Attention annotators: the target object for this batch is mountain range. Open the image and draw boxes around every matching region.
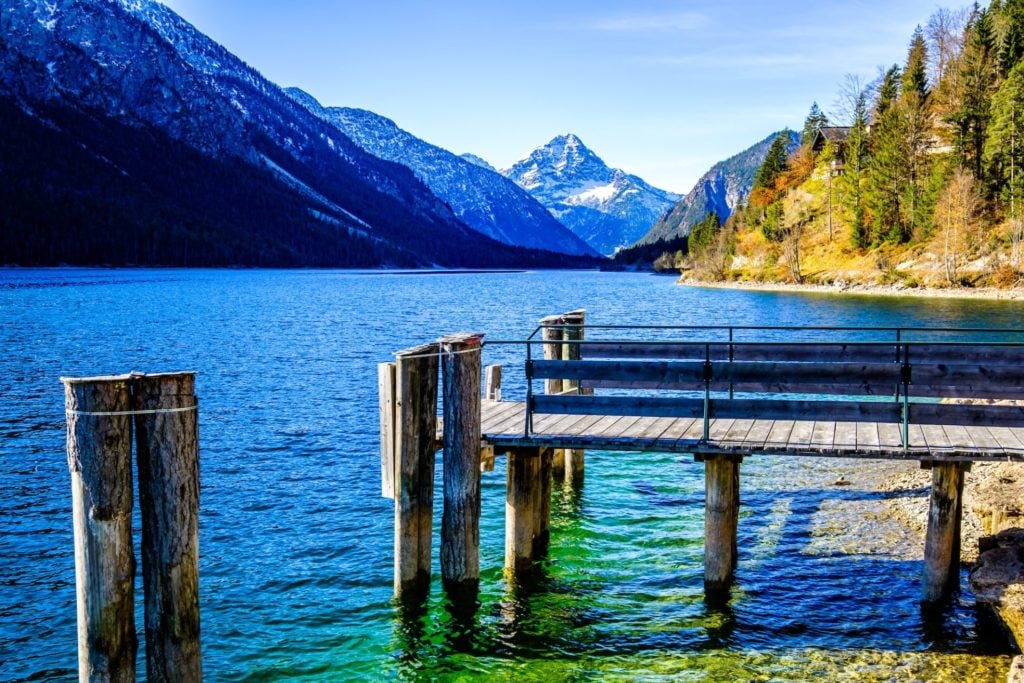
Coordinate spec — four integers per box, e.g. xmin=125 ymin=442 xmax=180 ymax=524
xmin=636 ymin=131 xmax=799 ymax=245
xmin=285 ymin=88 xmax=597 ymax=257
xmin=501 ymin=134 xmax=681 ymax=255
xmin=0 ymin=0 xmax=597 ymax=267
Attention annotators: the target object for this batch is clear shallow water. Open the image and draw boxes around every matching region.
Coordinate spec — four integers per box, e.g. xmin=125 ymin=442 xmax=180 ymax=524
xmin=0 ymin=268 xmax=1020 ymax=681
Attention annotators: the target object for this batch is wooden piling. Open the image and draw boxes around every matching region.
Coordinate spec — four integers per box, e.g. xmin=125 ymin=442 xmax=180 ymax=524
xmin=505 ymin=448 xmax=542 ymax=574
xmin=394 ymin=343 xmax=439 ymax=598
xmin=62 ymin=375 xmax=137 ymax=683
xmin=440 ymin=333 xmax=484 ymax=592
xmin=562 ymin=310 xmax=586 ymax=485
xmin=540 ymin=316 xmax=567 ymax=480
xmin=379 ymin=363 xmax=397 ymax=499
xmin=536 ymin=447 xmax=554 ymax=557
xmin=705 ymin=454 xmax=740 ymax=595
xmin=923 ymin=462 xmax=965 ymax=603
xmin=484 ymin=364 xmax=502 ymax=401
xmin=134 ymin=372 xmax=202 ymax=683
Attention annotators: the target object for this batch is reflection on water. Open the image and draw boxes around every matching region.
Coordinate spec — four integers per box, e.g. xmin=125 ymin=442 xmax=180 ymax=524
xmin=0 ymin=269 xmax=1020 ymax=681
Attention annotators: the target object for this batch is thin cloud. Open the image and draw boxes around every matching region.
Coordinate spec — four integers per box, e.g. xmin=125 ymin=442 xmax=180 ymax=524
xmin=590 ymin=11 xmax=710 ymax=32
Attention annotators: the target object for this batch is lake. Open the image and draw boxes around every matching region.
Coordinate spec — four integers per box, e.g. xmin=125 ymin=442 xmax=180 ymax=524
xmin=2 ymin=268 xmax=1022 ymax=681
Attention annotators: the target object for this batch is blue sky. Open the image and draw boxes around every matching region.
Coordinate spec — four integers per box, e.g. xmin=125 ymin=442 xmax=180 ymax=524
xmin=160 ymin=0 xmax=950 ymax=194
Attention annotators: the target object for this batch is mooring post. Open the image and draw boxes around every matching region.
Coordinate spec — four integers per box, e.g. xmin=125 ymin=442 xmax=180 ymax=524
xmin=922 ymin=461 xmax=966 ymax=603
xmin=440 ymin=333 xmax=484 ymax=594
xmin=62 ymin=375 xmax=137 ymax=683
xmin=484 ymin=364 xmax=502 ymax=401
xmin=505 ymin=447 xmax=543 ymax=575
xmin=562 ymin=309 xmax=586 ymax=485
xmin=394 ymin=343 xmax=439 ymax=599
xmin=540 ymin=316 xmax=566 ymax=480
xmin=379 ymin=362 xmax=397 ymax=499
xmin=705 ymin=454 xmax=741 ymax=595
xmin=134 ymin=372 xmax=201 ymax=683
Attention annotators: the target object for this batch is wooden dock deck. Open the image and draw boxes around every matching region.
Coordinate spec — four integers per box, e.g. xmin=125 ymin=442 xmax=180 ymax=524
xmin=383 ymin=314 xmax=1024 ymax=608
xmin=478 ymin=400 xmax=1024 ymax=461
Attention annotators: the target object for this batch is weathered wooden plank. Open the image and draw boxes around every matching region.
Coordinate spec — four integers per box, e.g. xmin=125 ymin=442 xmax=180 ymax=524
xmin=601 ymin=415 xmax=643 ymax=439
xmin=910 ymin=402 xmax=1024 ymax=427
xmin=481 ymin=401 xmax=521 ymax=431
xmin=636 ymin=416 xmax=678 ymax=443
xmin=763 ymin=420 xmax=795 ymax=449
xmin=582 ymin=342 xmax=898 ymax=363
xmin=964 ymin=426 xmax=1004 ymax=455
xmin=720 ymin=419 xmax=755 ymax=447
xmin=810 ymin=421 xmax=837 ymax=452
xmin=559 ymin=413 xmax=606 ymax=436
xmin=440 ymin=333 xmax=484 ymax=592
xmin=855 ymin=421 xmax=880 ymax=452
xmin=711 ymin=398 xmax=901 ymax=423
xmin=834 ymin=421 xmax=857 ymax=449
xmin=533 ymin=359 xmax=705 ymax=383
xmin=786 ymin=421 xmax=816 ymax=449
xmin=907 ymin=424 xmax=927 ymax=451
xmin=707 ymin=418 xmax=736 ymax=443
xmin=134 ymin=372 xmax=202 ymax=683
xmin=921 ymin=424 xmax=952 ymax=451
xmin=379 ymin=363 xmax=397 ymax=499
xmin=62 ymin=375 xmax=137 ymax=683
xmin=942 ymin=424 xmax=976 ymax=452
xmin=989 ymin=426 xmax=1024 ymax=453
xmin=908 ymin=344 xmax=1024 ymax=366
xmin=661 ymin=417 xmax=699 ymax=442
xmin=533 ymin=394 xmax=705 ymax=418
xmin=878 ymin=422 xmax=904 ymax=450
xmin=740 ymin=419 xmax=773 ymax=450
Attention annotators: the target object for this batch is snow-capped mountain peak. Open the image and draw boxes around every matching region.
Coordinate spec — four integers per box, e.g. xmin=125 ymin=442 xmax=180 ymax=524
xmin=501 ymin=134 xmax=681 ymax=254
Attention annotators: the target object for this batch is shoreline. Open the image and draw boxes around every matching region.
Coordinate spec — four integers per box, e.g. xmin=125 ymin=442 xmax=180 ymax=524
xmin=679 ymin=278 xmax=1024 ymax=301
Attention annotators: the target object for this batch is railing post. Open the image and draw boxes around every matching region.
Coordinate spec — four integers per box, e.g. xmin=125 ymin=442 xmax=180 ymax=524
xmin=394 ymin=343 xmax=439 ymax=599
xmin=440 ymin=333 xmax=484 ymax=596
xmin=62 ymin=375 xmax=137 ymax=683
xmin=484 ymin=364 xmax=502 ymax=401
xmin=134 ymin=372 xmax=201 ymax=683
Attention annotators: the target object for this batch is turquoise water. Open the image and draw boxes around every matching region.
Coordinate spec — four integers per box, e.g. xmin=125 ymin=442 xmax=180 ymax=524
xmin=1 ymin=269 xmax=1021 ymax=681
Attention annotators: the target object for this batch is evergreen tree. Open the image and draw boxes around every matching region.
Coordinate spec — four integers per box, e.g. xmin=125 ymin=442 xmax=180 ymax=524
xmin=953 ymin=7 xmax=998 ymax=178
xmin=999 ymin=0 xmax=1024 ymax=75
xmin=903 ymin=27 xmax=930 ymax=101
xmin=688 ymin=212 xmax=721 ymax=254
xmin=875 ymin=64 xmax=903 ymax=119
xmin=839 ymin=89 xmax=871 ymax=248
xmin=984 ymin=60 xmax=1024 ymax=205
xmin=800 ymin=103 xmax=828 ymax=145
xmin=754 ymin=131 xmax=791 ymax=190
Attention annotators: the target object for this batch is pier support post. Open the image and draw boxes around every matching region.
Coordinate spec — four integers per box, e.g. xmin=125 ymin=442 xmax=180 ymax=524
xmin=562 ymin=310 xmax=586 ymax=485
xmin=134 ymin=372 xmax=201 ymax=683
xmin=923 ymin=461 xmax=967 ymax=603
xmin=536 ymin=447 xmax=554 ymax=557
xmin=440 ymin=333 xmax=484 ymax=594
xmin=505 ymin=448 xmax=543 ymax=575
xmin=541 ymin=316 xmax=567 ymax=481
xmin=63 ymin=375 xmax=137 ymax=683
xmin=394 ymin=343 xmax=439 ymax=599
xmin=705 ymin=454 xmax=741 ymax=596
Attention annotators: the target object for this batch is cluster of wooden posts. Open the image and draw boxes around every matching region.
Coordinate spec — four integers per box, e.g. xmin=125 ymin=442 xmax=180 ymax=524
xmin=378 ymin=312 xmax=590 ymax=600
xmin=62 ymin=372 xmax=200 ymax=682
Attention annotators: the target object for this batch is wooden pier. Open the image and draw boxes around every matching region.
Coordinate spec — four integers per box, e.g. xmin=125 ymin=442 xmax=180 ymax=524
xmin=380 ymin=313 xmax=1024 ymax=607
